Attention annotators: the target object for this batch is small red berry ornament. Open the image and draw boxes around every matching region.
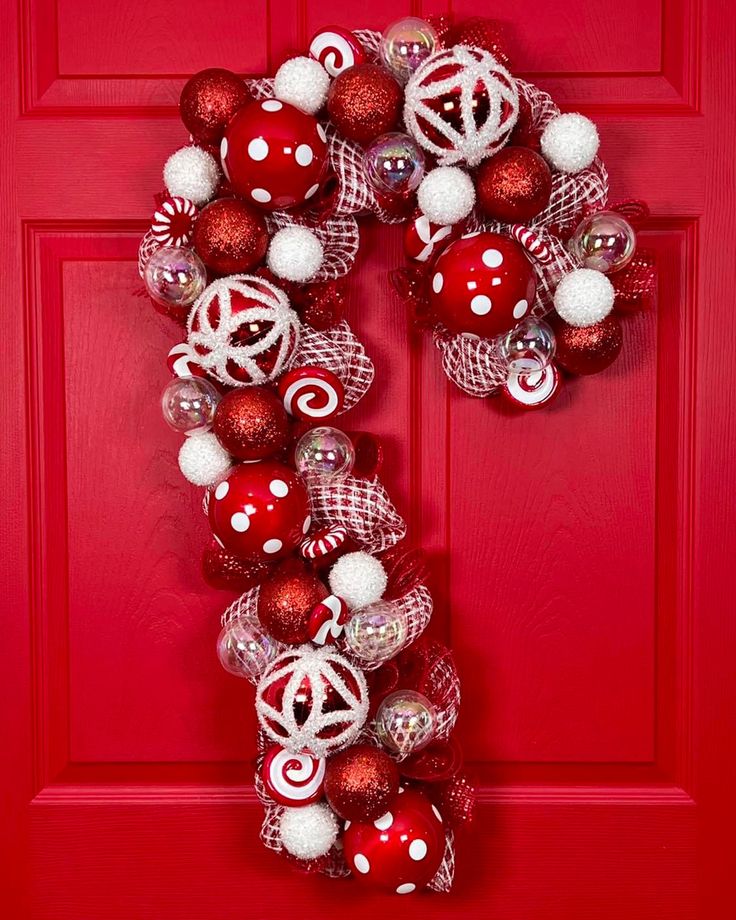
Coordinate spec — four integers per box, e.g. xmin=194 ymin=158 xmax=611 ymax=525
xmin=476 ymin=147 xmax=552 ymax=223
xmin=429 ymin=232 xmax=537 ymax=338
xmin=193 ymin=198 xmax=269 ymax=274
xmin=213 ymin=387 xmax=289 ymax=460
xmin=208 ymin=460 xmax=311 ymax=562
xmin=221 ymin=99 xmax=328 ymax=210
xmin=324 ymin=744 xmax=400 ymax=822
xmin=257 ymin=567 xmax=329 ymax=644
xmin=327 ymin=64 xmax=402 ymax=145
xmin=343 ymin=788 xmax=445 ymax=894
xmin=180 ymin=68 xmax=250 ymax=143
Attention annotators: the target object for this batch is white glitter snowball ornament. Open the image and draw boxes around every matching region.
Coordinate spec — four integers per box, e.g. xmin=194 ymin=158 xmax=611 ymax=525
xmin=279 ymin=803 xmax=339 ymax=860
xmin=178 ymin=432 xmax=232 ymax=486
xmin=267 ymin=226 xmax=324 ymax=282
xmin=163 ymin=146 xmax=220 ymax=206
xmin=274 ymin=56 xmax=331 ymax=116
xmin=187 ymin=275 xmax=300 ymax=387
xmin=541 ymin=113 xmax=600 ymax=175
xmin=404 ymin=45 xmax=519 ymax=167
xmin=554 ymin=268 xmax=615 ymax=327
xmin=328 ymin=551 xmax=388 ymax=609
xmin=417 ymin=166 xmax=475 ymax=226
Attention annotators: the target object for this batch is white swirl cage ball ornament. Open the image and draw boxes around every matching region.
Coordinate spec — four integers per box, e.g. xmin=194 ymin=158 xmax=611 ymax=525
xmin=403 ymin=45 xmax=519 ymax=167
xmin=187 ymin=274 xmax=300 ymax=387
xmin=256 ymin=645 xmax=369 ymax=758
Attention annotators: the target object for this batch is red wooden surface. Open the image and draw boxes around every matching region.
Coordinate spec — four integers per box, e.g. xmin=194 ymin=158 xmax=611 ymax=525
xmin=2 ymin=1 xmax=735 ymax=917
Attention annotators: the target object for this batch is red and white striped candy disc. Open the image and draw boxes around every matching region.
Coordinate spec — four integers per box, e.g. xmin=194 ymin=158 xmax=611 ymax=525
xmin=510 ymin=224 xmax=553 ymax=265
xmin=404 ymin=214 xmax=457 ymax=264
xmin=261 ymin=745 xmax=326 ymax=806
xmin=167 ymin=342 xmax=207 ymax=378
xmin=307 ymin=594 xmax=348 ymax=645
xmin=278 ymin=365 xmax=344 ymax=420
xmin=502 ymin=361 xmax=561 ymax=410
xmin=151 ymin=197 xmax=200 ymax=248
xmin=309 ymin=26 xmax=365 ymax=77
xmin=300 ymin=525 xmax=347 ymax=560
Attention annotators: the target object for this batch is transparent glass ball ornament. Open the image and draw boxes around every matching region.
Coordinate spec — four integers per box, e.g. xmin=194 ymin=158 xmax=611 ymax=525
xmin=375 ymin=689 xmax=437 ymax=755
xmin=570 ymin=211 xmax=637 ymax=274
xmin=216 ymin=618 xmax=278 ymax=681
xmin=294 ymin=426 xmax=355 ymax=482
xmin=363 ymin=132 xmax=426 ymax=196
xmin=344 ymin=601 xmax=408 ymax=665
xmin=498 ymin=317 xmax=557 ymax=375
xmin=380 ymin=16 xmax=438 ymax=84
xmin=161 ymin=375 xmax=221 ymax=435
xmin=144 ymin=245 xmax=207 ymax=307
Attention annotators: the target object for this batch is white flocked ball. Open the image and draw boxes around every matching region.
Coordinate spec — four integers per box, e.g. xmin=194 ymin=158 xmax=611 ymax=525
xmin=554 ymin=268 xmax=615 ymax=327
xmin=328 ymin=551 xmax=388 ymax=610
xmin=163 ymin=146 xmax=220 ymax=206
xmin=540 ymin=113 xmax=600 ymax=175
xmin=417 ymin=166 xmax=476 ymax=226
xmin=279 ymin=803 xmax=339 ymax=860
xmin=274 ymin=56 xmax=330 ymax=116
xmin=267 ymin=226 xmax=324 ymax=283
xmin=178 ymin=432 xmax=232 ymax=486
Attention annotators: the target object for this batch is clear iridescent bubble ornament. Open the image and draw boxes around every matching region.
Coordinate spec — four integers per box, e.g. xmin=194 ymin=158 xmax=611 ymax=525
xmin=143 ymin=245 xmax=207 ymax=307
xmin=294 ymin=426 xmax=355 ymax=482
xmin=380 ymin=16 xmax=438 ymax=84
xmin=161 ymin=375 xmax=221 ymax=435
xmin=344 ymin=601 xmax=408 ymax=665
xmin=375 ymin=689 xmax=437 ymax=755
xmin=498 ymin=317 xmax=556 ymax=375
xmin=217 ymin=618 xmax=278 ymax=682
xmin=363 ymin=132 xmax=426 ymax=196
xmin=570 ymin=211 xmax=637 ymax=274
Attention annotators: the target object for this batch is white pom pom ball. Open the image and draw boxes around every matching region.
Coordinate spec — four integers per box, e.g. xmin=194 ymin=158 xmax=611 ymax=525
xmin=417 ymin=166 xmax=476 ymax=226
xmin=554 ymin=268 xmax=615 ymax=327
xmin=178 ymin=432 xmax=232 ymax=486
xmin=163 ymin=146 xmax=220 ymax=206
xmin=328 ymin=551 xmax=388 ymax=609
xmin=274 ymin=57 xmax=330 ymax=116
xmin=267 ymin=226 xmax=324 ymax=282
xmin=279 ymin=803 xmax=339 ymax=860
xmin=541 ymin=113 xmax=600 ymax=175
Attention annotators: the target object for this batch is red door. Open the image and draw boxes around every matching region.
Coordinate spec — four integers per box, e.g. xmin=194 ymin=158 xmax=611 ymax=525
xmin=3 ymin=1 xmax=735 ymax=917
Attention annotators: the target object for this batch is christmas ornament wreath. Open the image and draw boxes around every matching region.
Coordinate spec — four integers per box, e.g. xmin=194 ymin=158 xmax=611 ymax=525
xmin=141 ymin=15 xmax=657 ymax=894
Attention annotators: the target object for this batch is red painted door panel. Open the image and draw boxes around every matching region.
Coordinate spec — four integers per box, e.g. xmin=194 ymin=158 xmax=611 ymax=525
xmin=2 ymin=1 xmax=735 ymax=918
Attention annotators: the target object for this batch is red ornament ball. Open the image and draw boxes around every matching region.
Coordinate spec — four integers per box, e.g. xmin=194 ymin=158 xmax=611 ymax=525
xmin=477 ymin=147 xmax=552 ymax=223
xmin=202 ymin=540 xmax=273 ymax=592
xmin=324 ymin=744 xmax=399 ymax=822
xmin=343 ymin=788 xmax=445 ymax=894
xmin=447 ymin=17 xmax=511 ymax=67
xmin=208 ymin=460 xmax=311 ymax=562
xmin=193 ymin=198 xmax=268 ymax=274
xmin=429 ymin=232 xmax=537 ymax=338
xmin=221 ymin=99 xmax=328 ymax=210
xmin=327 ymin=64 xmax=402 ymax=145
xmin=180 ymin=68 xmax=251 ymax=144
xmin=553 ymin=315 xmax=623 ymax=375
xmin=403 ymin=213 xmax=459 ymax=265
xmin=296 ymin=280 xmax=347 ymax=330
xmin=213 ymin=387 xmax=288 ymax=460
xmin=257 ymin=568 xmax=329 ymax=644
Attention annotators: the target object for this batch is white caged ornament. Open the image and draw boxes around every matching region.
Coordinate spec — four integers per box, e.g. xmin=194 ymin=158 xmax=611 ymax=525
xmin=187 ymin=275 xmax=300 ymax=387
xmin=256 ymin=645 xmax=369 ymax=758
xmin=404 ymin=45 xmax=519 ymax=167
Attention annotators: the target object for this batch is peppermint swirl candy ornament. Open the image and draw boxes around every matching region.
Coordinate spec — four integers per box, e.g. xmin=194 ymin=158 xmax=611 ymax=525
xmin=301 ymin=525 xmax=348 ymax=560
xmin=510 ymin=224 xmax=553 ymax=265
xmin=261 ymin=745 xmax=326 ymax=806
xmin=166 ymin=342 xmax=206 ymax=378
xmin=151 ymin=196 xmax=199 ymax=247
xmin=502 ymin=361 xmax=561 ymax=410
xmin=278 ymin=365 xmax=344 ymax=420
xmin=309 ymin=26 xmax=366 ymax=77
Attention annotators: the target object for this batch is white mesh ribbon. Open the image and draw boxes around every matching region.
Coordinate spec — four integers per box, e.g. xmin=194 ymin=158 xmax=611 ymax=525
xmin=428 ymin=831 xmax=456 ymax=893
xmin=308 ymin=475 xmax=407 ymax=553
xmin=434 ymin=329 xmax=508 ymax=397
xmin=292 ymin=320 xmax=375 ymax=413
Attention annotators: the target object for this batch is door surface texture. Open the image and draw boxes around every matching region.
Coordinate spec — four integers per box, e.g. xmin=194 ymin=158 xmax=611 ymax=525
xmin=2 ymin=1 xmax=734 ymax=918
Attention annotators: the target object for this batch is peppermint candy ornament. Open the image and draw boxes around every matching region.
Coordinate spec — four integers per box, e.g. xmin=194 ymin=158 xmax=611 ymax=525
xmin=301 ymin=525 xmax=348 ymax=561
xmin=187 ymin=275 xmax=299 ymax=386
xmin=404 ymin=45 xmax=519 ymax=167
xmin=308 ymin=595 xmax=348 ymax=646
xmin=166 ymin=342 xmax=206 ymax=378
xmin=150 ymin=196 xmax=199 ymax=247
xmin=510 ymin=224 xmax=553 ymax=265
xmin=404 ymin=214 xmax=458 ymax=264
xmin=309 ymin=26 xmax=366 ymax=77
xmin=501 ymin=361 xmax=561 ymax=410
xmin=261 ymin=745 xmax=326 ymax=806
xmin=278 ymin=365 xmax=344 ymax=420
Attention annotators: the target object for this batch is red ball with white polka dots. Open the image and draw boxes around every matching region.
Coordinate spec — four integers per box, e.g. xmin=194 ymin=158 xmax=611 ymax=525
xmin=221 ymin=99 xmax=328 ymax=211
xmin=343 ymin=788 xmax=445 ymax=895
xmin=429 ymin=232 xmax=537 ymax=339
xmin=208 ymin=460 xmax=311 ymax=562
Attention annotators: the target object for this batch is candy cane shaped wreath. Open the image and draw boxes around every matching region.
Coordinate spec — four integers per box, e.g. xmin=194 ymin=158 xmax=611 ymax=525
xmin=141 ymin=15 xmax=657 ymax=896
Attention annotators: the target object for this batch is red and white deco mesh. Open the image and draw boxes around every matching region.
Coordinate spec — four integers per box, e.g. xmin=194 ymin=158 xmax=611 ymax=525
xmin=292 ymin=321 xmax=375 ymax=413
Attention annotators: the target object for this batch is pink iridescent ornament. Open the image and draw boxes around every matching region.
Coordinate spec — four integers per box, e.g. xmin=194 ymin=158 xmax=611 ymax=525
xmin=363 ymin=132 xmax=425 ymax=196
xmin=380 ymin=17 xmax=438 ymax=84
xmin=570 ymin=211 xmax=637 ymax=274
xmin=375 ymin=689 xmax=437 ymax=755
xmin=144 ymin=246 xmax=207 ymax=308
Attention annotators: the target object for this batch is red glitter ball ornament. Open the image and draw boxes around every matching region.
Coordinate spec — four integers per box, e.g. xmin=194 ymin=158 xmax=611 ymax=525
xmin=296 ymin=280 xmax=347 ymax=330
xmin=202 ymin=541 xmax=273 ymax=591
xmin=257 ymin=567 xmax=329 ymax=644
xmin=213 ymin=387 xmax=289 ymax=460
xmin=447 ymin=17 xmax=511 ymax=67
xmin=193 ymin=198 xmax=268 ymax=275
xmin=180 ymin=68 xmax=251 ymax=144
xmin=327 ymin=64 xmax=402 ymax=145
xmin=553 ymin=314 xmax=623 ymax=375
xmin=324 ymin=744 xmax=400 ymax=822
xmin=477 ymin=147 xmax=552 ymax=223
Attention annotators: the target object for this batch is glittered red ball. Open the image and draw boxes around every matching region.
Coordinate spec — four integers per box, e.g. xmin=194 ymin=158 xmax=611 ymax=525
xmin=297 ymin=280 xmax=347 ymax=330
xmin=202 ymin=540 xmax=273 ymax=591
xmin=447 ymin=17 xmax=511 ymax=67
xmin=213 ymin=387 xmax=289 ymax=460
xmin=327 ymin=64 xmax=402 ymax=145
xmin=477 ymin=147 xmax=552 ymax=223
xmin=192 ymin=198 xmax=268 ymax=275
xmin=257 ymin=568 xmax=329 ymax=644
xmin=180 ymin=68 xmax=251 ymax=144
xmin=553 ymin=315 xmax=623 ymax=375
xmin=324 ymin=744 xmax=399 ymax=822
